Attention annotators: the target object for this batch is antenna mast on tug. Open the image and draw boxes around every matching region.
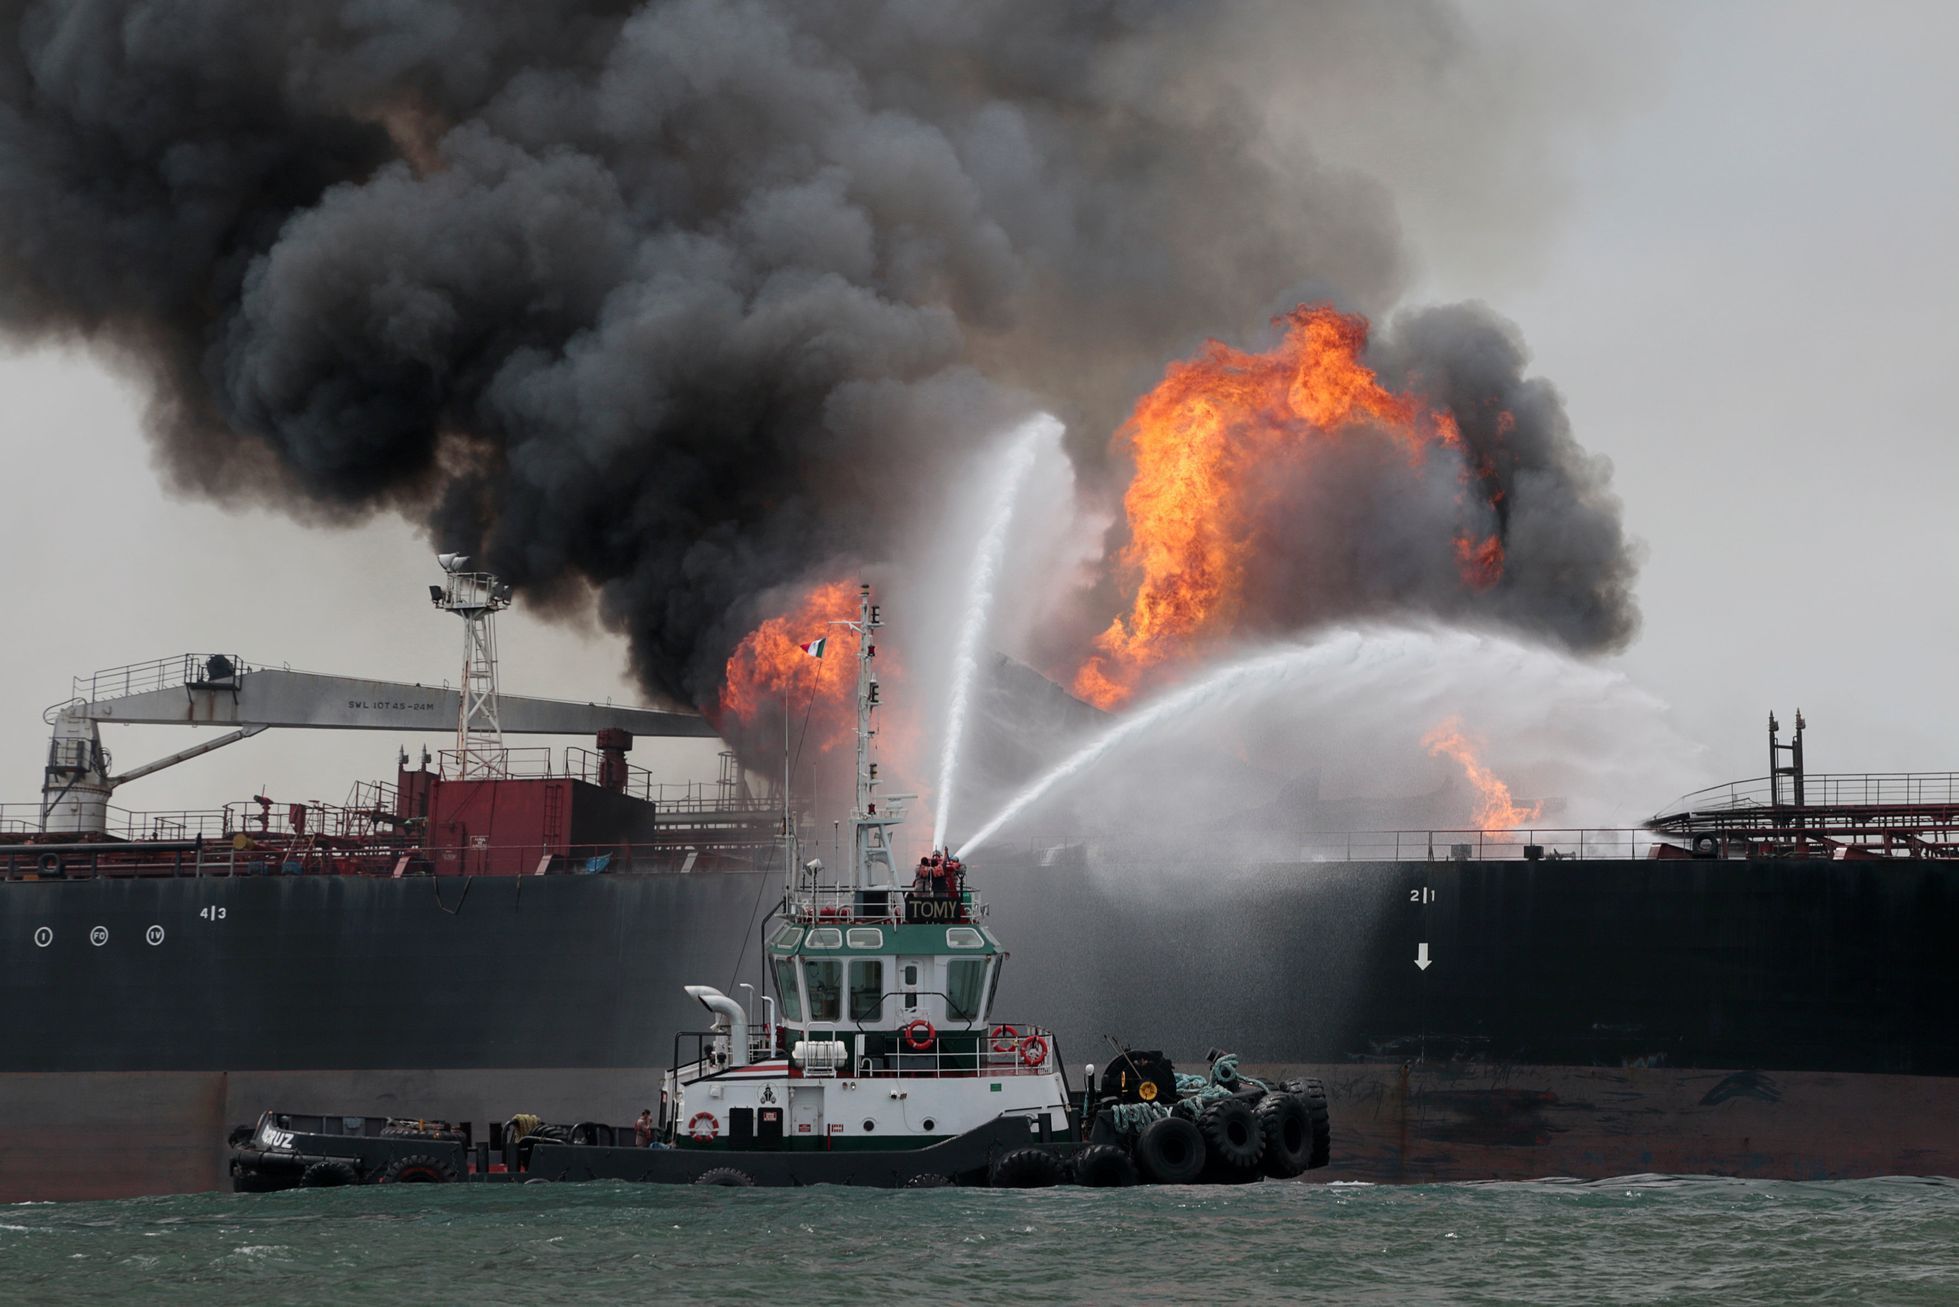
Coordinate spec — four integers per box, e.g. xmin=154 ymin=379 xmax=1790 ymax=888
xmin=845 ymin=584 xmax=906 ymax=892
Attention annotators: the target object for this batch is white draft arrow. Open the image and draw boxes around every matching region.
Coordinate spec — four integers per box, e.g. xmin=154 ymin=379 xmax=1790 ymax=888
xmin=1415 ymin=942 xmax=1432 ymax=971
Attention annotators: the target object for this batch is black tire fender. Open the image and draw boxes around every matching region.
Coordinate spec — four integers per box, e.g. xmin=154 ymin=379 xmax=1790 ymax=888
xmin=381 ymin=1153 xmax=458 ymax=1184
xmin=1197 ymin=1099 xmax=1265 ymax=1173
xmin=903 ymin=1173 xmax=954 ymax=1189
xmin=1133 ymin=1116 xmax=1205 ymax=1185
xmin=1255 ymin=1093 xmax=1314 ymax=1178
xmin=1071 ymin=1143 xmax=1138 ymax=1188
xmin=301 ymin=1160 xmax=360 ymax=1188
xmin=989 ymin=1147 xmax=1064 ymax=1189
xmin=1297 ymin=1078 xmax=1331 ymax=1170
xmin=694 ymin=1167 xmax=757 ymax=1187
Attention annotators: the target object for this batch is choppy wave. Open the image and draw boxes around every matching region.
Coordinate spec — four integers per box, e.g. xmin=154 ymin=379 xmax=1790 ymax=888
xmin=1 ymin=1178 xmax=1954 ymax=1305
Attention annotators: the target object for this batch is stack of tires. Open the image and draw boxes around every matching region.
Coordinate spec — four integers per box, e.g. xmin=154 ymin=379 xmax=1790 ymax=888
xmin=1127 ymin=1082 xmax=1326 ymax=1186
xmin=985 ymin=1077 xmax=1329 ymax=1189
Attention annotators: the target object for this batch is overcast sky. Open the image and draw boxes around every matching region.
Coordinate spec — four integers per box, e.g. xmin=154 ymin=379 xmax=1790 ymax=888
xmin=1 ymin=1 xmax=1954 ymax=824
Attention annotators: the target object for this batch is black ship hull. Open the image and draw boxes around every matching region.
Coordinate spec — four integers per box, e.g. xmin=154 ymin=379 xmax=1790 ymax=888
xmin=985 ymin=851 xmax=1959 ymax=1181
xmin=3 ymin=855 xmax=1955 ymax=1199
xmin=0 ymin=872 xmax=769 ymax=1199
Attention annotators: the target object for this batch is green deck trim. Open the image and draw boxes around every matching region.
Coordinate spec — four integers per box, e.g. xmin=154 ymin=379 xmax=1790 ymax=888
xmin=770 ymin=922 xmax=997 ymax=956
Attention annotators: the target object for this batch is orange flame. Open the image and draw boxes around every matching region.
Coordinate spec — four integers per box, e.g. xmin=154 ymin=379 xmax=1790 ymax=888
xmin=719 ymin=581 xmax=859 ymax=748
xmin=719 ymin=582 xmax=926 ymax=819
xmin=1454 ymin=533 xmax=1505 ymax=591
xmin=1422 ymin=716 xmax=1542 ymax=830
xmin=1074 ymin=304 xmax=1482 ymax=708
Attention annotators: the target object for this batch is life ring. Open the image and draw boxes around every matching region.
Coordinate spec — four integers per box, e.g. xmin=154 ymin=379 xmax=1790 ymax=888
xmin=687 ymin=1111 xmax=719 ymax=1143
xmin=903 ymin=1018 xmax=937 ymax=1051
xmin=1019 ymin=1035 xmax=1049 ymax=1068
xmin=990 ymin=1024 xmax=1019 ymax=1053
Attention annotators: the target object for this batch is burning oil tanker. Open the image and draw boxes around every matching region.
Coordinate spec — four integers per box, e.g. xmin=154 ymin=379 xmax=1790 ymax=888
xmin=2 ymin=556 xmax=1955 ymax=1198
xmin=0 ymin=3 xmax=1953 ymax=1200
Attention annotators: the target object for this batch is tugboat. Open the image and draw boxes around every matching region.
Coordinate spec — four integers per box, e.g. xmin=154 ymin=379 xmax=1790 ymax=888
xmin=227 ymin=587 xmax=1331 ymax=1189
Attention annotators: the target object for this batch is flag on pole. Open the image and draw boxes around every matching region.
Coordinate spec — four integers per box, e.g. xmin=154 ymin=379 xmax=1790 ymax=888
xmin=799 ymin=637 xmax=827 ymax=658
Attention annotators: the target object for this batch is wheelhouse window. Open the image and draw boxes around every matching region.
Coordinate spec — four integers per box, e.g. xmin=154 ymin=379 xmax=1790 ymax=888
xmin=848 ymin=959 xmax=884 ymax=1022
xmin=845 ymin=928 xmax=884 ymax=949
xmin=803 ymin=959 xmax=843 ymax=1022
xmin=805 ymin=928 xmax=844 ymax=950
xmin=945 ymin=927 xmax=985 ymax=949
xmin=946 ymin=958 xmax=990 ymax=1022
xmin=773 ymin=958 xmax=803 ymax=1022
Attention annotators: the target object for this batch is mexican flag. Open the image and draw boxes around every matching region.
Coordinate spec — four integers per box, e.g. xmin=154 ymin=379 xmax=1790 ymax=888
xmin=799 ymin=637 xmax=827 ymax=658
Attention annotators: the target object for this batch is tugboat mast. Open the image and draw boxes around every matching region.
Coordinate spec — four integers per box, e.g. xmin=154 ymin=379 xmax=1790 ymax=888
xmin=844 ymin=583 xmax=907 ymax=891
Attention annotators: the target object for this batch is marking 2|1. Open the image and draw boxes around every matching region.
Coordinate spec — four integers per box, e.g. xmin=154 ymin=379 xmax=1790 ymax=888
xmin=198 ymin=906 xmax=229 ymax=921
xmin=1409 ymin=886 xmax=1436 ymax=904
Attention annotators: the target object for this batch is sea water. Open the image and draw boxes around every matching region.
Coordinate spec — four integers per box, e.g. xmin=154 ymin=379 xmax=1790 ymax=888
xmin=5 ymin=1176 xmax=1955 ymax=1305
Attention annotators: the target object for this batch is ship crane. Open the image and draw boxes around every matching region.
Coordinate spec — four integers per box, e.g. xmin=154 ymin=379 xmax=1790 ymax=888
xmin=37 ymin=559 xmax=717 ymax=835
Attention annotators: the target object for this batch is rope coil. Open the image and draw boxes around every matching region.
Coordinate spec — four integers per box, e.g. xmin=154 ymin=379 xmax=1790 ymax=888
xmin=1101 ymin=1051 xmax=1268 ymax=1136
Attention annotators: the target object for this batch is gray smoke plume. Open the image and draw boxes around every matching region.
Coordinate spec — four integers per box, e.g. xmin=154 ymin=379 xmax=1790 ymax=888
xmin=0 ymin=0 xmax=1639 ymax=718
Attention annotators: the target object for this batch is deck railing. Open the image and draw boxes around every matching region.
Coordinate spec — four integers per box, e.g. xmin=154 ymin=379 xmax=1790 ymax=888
xmin=1655 ymin=771 xmax=1959 ymax=815
xmin=429 ymin=746 xmax=780 ymax=816
xmin=785 ymin=884 xmax=985 ymax=924
xmin=987 ymin=828 xmax=1671 ymax=864
xmin=69 ymin=653 xmax=251 ymax=704
xmin=674 ymin=1022 xmax=1058 ymax=1086
xmin=0 ymin=836 xmax=748 ymax=882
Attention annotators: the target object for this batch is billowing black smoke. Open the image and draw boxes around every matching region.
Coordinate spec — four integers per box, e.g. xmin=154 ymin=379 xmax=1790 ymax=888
xmin=0 ymin=0 xmax=1637 ymax=710
xmin=1221 ymin=303 xmax=1641 ymax=656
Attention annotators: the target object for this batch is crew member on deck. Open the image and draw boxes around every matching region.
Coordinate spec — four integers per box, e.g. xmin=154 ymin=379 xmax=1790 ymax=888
xmin=635 ymin=1109 xmax=654 ymax=1148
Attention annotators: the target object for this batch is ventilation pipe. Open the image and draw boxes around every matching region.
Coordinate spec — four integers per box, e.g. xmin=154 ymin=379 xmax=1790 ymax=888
xmin=684 ymin=985 xmax=750 ymax=1068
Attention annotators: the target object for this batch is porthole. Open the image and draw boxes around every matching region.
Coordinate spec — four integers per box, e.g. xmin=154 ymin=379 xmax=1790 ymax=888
xmin=921 ymin=1118 xmax=937 ymax=1132
xmin=862 ymin=1118 xmax=877 ymax=1132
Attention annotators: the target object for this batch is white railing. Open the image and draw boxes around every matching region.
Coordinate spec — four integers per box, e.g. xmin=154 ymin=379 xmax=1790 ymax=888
xmin=71 ymin=653 xmax=250 ymax=704
xmin=1656 ymin=772 xmax=1959 ymax=814
xmin=789 ymin=1023 xmax=1056 ymax=1078
xmin=786 ymin=885 xmax=985 ymax=924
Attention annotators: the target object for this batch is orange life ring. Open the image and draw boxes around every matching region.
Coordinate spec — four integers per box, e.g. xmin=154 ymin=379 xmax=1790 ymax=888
xmin=687 ymin=1111 xmax=719 ymax=1143
xmin=990 ymin=1024 xmax=1019 ymax=1054
xmin=903 ymin=1018 xmax=937 ymax=1051
xmin=1019 ymin=1035 xmax=1049 ymax=1068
